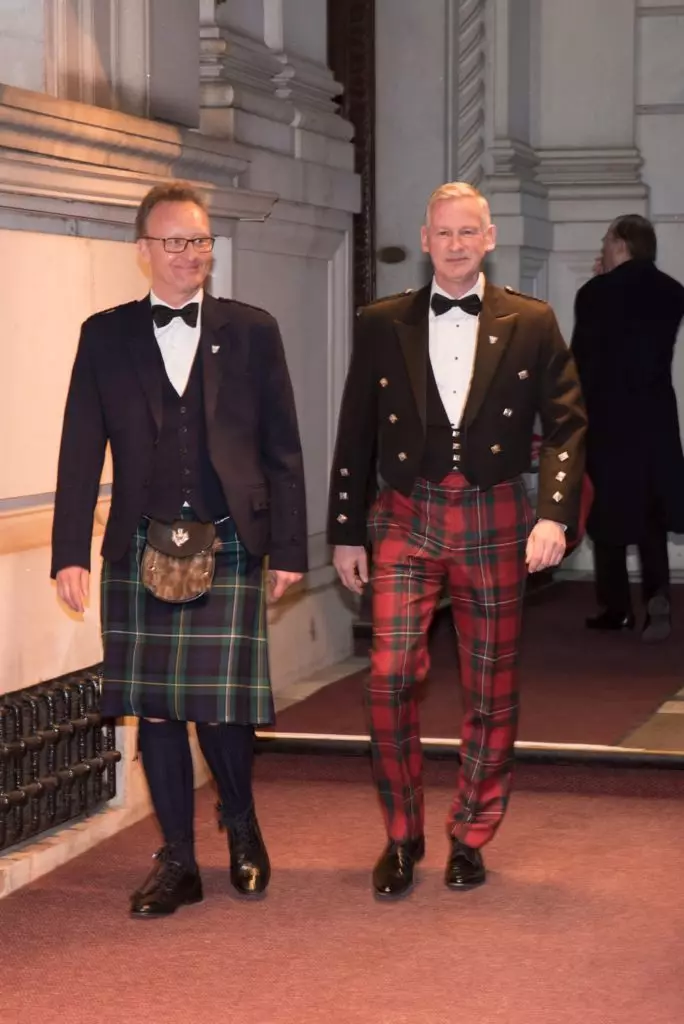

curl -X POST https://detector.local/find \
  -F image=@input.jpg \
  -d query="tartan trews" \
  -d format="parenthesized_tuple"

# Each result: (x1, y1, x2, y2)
(100, 516, 272, 725)
(367, 473, 533, 849)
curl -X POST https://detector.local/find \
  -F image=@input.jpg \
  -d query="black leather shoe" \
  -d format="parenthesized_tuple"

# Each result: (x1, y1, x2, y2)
(585, 610, 635, 631)
(642, 595, 671, 643)
(130, 847, 203, 917)
(221, 805, 271, 898)
(372, 836, 425, 900)
(445, 839, 486, 891)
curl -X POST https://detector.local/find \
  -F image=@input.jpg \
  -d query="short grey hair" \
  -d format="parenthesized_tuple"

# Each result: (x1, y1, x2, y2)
(424, 182, 491, 229)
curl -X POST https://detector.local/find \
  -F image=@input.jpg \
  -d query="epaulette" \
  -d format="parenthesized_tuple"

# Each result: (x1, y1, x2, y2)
(504, 285, 547, 303)
(356, 288, 414, 317)
(217, 296, 272, 318)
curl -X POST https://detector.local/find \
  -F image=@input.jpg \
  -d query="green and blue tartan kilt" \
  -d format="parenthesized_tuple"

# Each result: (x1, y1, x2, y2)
(99, 515, 273, 725)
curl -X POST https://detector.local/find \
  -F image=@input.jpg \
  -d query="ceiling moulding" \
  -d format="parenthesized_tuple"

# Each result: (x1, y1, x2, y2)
(0, 85, 278, 222)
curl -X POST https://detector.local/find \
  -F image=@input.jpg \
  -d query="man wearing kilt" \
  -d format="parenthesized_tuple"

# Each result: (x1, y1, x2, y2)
(328, 182, 586, 899)
(52, 182, 307, 916)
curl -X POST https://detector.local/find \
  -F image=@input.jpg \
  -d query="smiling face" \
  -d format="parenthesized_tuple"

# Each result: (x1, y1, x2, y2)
(136, 200, 213, 306)
(420, 196, 496, 297)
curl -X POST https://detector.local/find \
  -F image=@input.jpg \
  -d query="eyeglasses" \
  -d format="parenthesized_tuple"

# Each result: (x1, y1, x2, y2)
(142, 236, 216, 253)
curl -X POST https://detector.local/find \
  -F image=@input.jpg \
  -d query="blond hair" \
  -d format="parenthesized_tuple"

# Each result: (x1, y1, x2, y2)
(424, 182, 491, 229)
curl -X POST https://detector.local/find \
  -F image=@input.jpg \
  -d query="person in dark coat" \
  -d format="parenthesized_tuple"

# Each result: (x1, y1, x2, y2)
(52, 181, 307, 916)
(571, 214, 684, 641)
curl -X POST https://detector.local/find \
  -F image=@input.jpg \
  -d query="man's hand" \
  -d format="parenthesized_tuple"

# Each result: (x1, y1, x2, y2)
(526, 520, 566, 574)
(333, 545, 369, 594)
(56, 566, 90, 613)
(268, 570, 303, 603)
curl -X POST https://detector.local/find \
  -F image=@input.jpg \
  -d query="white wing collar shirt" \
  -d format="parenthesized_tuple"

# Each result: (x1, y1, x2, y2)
(150, 288, 204, 397)
(428, 272, 484, 429)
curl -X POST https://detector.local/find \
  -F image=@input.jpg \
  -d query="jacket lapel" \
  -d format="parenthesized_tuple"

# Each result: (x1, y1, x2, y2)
(461, 282, 518, 428)
(394, 284, 431, 430)
(126, 297, 163, 433)
(199, 293, 231, 427)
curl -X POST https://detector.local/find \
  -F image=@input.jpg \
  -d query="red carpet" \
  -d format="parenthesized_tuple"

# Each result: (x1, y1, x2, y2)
(2, 754, 684, 1023)
(274, 581, 684, 745)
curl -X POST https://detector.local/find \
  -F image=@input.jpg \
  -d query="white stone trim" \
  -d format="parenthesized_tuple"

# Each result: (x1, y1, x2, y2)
(327, 231, 353, 473)
(456, 0, 487, 186)
(0, 86, 279, 231)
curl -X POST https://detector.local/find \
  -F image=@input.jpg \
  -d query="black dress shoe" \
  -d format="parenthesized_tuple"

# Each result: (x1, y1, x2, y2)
(445, 839, 486, 890)
(130, 847, 203, 917)
(372, 836, 425, 900)
(585, 609, 635, 631)
(642, 595, 671, 643)
(221, 805, 271, 897)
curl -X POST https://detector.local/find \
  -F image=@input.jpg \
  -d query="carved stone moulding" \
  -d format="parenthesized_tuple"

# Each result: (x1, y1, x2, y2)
(0, 85, 278, 226)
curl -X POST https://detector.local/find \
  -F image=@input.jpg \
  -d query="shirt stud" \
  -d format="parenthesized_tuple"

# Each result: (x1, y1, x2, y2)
(558, 452, 569, 462)
(503, 408, 513, 417)
(489, 335, 498, 345)
(389, 414, 398, 423)
(553, 491, 563, 503)
(398, 451, 407, 461)
(340, 467, 350, 476)
(379, 377, 389, 387)
(518, 370, 529, 380)
(556, 471, 566, 482)
(336, 513, 348, 523)
(339, 492, 348, 500)
(491, 444, 502, 454)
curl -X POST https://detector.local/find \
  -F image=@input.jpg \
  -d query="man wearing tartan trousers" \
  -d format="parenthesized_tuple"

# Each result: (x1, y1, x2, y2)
(328, 182, 586, 899)
(52, 181, 307, 916)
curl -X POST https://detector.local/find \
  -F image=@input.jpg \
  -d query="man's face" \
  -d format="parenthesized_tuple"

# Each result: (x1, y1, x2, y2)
(420, 197, 496, 296)
(137, 200, 213, 304)
(601, 229, 628, 272)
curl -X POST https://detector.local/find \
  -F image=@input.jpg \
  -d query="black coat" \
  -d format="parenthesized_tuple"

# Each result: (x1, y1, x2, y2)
(51, 294, 308, 575)
(327, 282, 587, 545)
(571, 259, 684, 543)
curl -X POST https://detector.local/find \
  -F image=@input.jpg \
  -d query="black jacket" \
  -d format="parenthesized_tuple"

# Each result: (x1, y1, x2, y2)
(328, 281, 586, 545)
(51, 293, 308, 575)
(571, 259, 684, 543)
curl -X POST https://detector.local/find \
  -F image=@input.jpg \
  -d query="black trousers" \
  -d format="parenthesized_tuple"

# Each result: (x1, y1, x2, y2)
(593, 501, 670, 615)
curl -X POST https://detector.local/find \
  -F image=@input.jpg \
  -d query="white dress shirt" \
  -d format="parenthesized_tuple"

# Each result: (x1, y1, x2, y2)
(151, 288, 203, 397)
(428, 273, 484, 429)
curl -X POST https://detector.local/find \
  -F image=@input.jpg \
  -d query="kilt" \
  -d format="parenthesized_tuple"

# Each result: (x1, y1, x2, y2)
(367, 473, 532, 848)
(99, 515, 272, 725)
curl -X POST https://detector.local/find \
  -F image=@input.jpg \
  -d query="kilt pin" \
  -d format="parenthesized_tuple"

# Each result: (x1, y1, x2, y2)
(368, 474, 532, 848)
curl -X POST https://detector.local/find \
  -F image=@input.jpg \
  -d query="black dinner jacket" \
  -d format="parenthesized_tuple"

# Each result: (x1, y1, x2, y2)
(51, 293, 307, 576)
(327, 281, 587, 545)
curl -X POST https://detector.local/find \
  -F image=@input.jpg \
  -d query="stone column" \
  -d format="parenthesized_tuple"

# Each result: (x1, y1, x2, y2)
(0, 0, 200, 126)
(483, 0, 551, 294)
(200, 0, 353, 168)
(534, 0, 646, 328)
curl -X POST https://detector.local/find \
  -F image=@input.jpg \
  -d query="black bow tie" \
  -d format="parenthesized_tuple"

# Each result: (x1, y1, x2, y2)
(431, 292, 482, 317)
(151, 302, 199, 329)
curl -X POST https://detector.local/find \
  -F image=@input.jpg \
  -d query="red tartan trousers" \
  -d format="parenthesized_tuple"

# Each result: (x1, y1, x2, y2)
(367, 473, 532, 849)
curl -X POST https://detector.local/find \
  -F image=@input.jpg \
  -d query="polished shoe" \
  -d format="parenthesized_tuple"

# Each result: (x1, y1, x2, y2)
(221, 805, 271, 898)
(130, 846, 203, 917)
(585, 609, 635, 632)
(372, 836, 425, 900)
(444, 839, 486, 891)
(642, 594, 671, 643)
